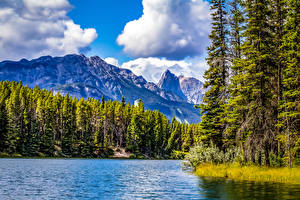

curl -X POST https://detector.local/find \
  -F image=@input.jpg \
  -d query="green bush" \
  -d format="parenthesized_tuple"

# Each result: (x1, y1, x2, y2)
(125, 145, 135, 152)
(11, 153, 22, 158)
(269, 152, 284, 167)
(0, 152, 10, 157)
(38, 152, 46, 157)
(129, 153, 136, 158)
(137, 155, 145, 159)
(185, 142, 242, 168)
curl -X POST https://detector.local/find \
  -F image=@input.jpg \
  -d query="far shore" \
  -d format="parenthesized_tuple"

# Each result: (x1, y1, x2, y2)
(0, 156, 178, 160)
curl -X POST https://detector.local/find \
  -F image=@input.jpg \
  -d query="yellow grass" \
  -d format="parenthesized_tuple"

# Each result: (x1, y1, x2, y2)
(195, 163, 300, 184)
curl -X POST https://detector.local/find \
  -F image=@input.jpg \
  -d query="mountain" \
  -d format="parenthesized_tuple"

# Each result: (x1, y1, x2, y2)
(158, 70, 205, 105)
(178, 75, 205, 105)
(0, 54, 200, 123)
(158, 70, 187, 100)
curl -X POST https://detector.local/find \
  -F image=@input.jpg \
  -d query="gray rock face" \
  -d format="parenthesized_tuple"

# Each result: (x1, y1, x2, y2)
(158, 70, 187, 100)
(179, 75, 205, 105)
(0, 54, 201, 123)
(157, 69, 205, 105)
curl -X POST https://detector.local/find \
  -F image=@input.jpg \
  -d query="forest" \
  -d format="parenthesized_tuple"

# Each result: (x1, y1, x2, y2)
(187, 0, 299, 168)
(0, 81, 200, 158)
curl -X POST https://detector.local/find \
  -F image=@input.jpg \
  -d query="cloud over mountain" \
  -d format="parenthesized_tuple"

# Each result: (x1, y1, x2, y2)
(104, 57, 120, 67)
(0, 0, 97, 61)
(117, 0, 211, 60)
(121, 57, 208, 83)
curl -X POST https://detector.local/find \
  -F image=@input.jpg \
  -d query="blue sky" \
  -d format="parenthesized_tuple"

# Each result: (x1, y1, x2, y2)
(68, 0, 143, 63)
(0, 0, 211, 82)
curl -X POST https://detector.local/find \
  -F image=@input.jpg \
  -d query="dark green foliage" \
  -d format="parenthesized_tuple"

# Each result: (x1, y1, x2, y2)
(0, 81, 199, 158)
(196, 0, 299, 167)
(198, 0, 230, 148)
(277, 0, 300, 166)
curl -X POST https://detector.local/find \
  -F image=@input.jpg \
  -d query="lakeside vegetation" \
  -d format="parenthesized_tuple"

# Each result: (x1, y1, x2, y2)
(185, 0, 299, 183)
(195, 164, 300, 184)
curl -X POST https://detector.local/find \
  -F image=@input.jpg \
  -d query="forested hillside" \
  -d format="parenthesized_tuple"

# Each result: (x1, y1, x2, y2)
(189, 0, 299, 167)
(0, 81, 201, 158)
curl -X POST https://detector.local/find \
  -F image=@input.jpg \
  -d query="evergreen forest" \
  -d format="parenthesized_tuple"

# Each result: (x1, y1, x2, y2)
(0, 81, 200, 158)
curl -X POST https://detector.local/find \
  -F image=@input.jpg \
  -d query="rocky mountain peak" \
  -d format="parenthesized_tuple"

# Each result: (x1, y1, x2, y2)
(157, 70, 205, 105)
(178, 76, 204, 105)
(158, 69, 186, 100)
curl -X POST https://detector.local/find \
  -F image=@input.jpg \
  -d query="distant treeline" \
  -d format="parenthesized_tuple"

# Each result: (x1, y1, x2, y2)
(0, 81, 201, 158)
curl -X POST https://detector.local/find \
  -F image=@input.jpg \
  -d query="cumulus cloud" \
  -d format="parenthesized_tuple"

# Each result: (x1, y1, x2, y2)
(117, 0, 211, 60)
(104, 57, 120, 67)
(121, 57, 208, 83)
(0, 0, 97, 61)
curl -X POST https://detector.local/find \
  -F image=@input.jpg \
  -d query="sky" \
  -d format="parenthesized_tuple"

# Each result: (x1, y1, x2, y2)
(0, 0, 211, 82)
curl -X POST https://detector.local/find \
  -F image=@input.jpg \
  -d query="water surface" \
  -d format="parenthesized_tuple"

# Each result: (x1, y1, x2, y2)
(0, 159, 299, 199)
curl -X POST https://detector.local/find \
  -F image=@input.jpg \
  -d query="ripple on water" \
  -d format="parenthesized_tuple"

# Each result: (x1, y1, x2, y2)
(0, 159, 299, 200)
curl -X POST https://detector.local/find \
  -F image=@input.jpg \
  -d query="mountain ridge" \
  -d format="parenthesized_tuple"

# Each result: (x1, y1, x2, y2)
(0, 54, 201, 123)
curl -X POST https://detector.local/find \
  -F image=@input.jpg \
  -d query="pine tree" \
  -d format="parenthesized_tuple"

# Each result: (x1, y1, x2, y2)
(61, 94, 76, 156)
(224, 0, 246, 148)
(153, 112, 164, 157)
(127, 113, 142, 154)
(228, 0, 245, 62)
(38, 94, 55, 156)
(278, 0, 300, 166)
(198, 0, 230, 148)
(182, 125, 193, 152)
(0, 82, 9, 152)
(231, 0, 276, 165)
(6, 83, 22, 154)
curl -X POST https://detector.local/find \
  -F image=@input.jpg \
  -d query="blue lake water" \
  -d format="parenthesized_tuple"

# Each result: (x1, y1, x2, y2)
(0, 159, 299, 200)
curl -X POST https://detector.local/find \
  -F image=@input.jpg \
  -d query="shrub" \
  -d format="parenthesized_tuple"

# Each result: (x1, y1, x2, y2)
(0, 152, 10, 157)
(137, 155, 145, 159)
(185, 142, 242, 168)
(129, 153, 136, 158)
(11, 153, 22, 158)
(269, 152, 284, 167)
(125, 145, 135, 152)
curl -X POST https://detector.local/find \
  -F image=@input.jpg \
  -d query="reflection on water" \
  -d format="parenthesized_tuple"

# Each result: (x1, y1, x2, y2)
(198, 177, 300, 200)
(0, 159, 299, 200)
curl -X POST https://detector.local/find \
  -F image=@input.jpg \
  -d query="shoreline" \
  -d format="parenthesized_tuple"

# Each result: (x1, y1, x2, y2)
(195, 163, 300, 185)
(0, 156, 179, 160)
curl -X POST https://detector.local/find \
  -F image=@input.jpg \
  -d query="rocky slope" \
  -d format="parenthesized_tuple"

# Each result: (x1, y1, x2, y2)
(178, 75, 205, 105)
(158, 70, 205, 105)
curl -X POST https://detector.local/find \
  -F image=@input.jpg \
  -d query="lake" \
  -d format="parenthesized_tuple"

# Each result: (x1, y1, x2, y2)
(0, 159, 299, 200)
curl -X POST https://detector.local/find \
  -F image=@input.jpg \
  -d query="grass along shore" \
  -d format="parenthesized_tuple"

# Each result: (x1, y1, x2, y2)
(195, 163, 300, 184)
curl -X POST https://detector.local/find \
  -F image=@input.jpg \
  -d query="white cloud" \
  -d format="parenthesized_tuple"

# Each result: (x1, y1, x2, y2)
(104, 57, 120, 67)
(117, 0, 211, 59)
(0, 0, 97, 61)
(121, 57, 208, 83)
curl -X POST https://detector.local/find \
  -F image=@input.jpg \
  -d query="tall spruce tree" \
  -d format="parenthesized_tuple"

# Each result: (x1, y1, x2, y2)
(232, 0, 276, 165)
(228, 0, 245, 62)
(278, 0, 300, 166)
(224, 0, 246, 148)
(199, 0, 230, 148)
